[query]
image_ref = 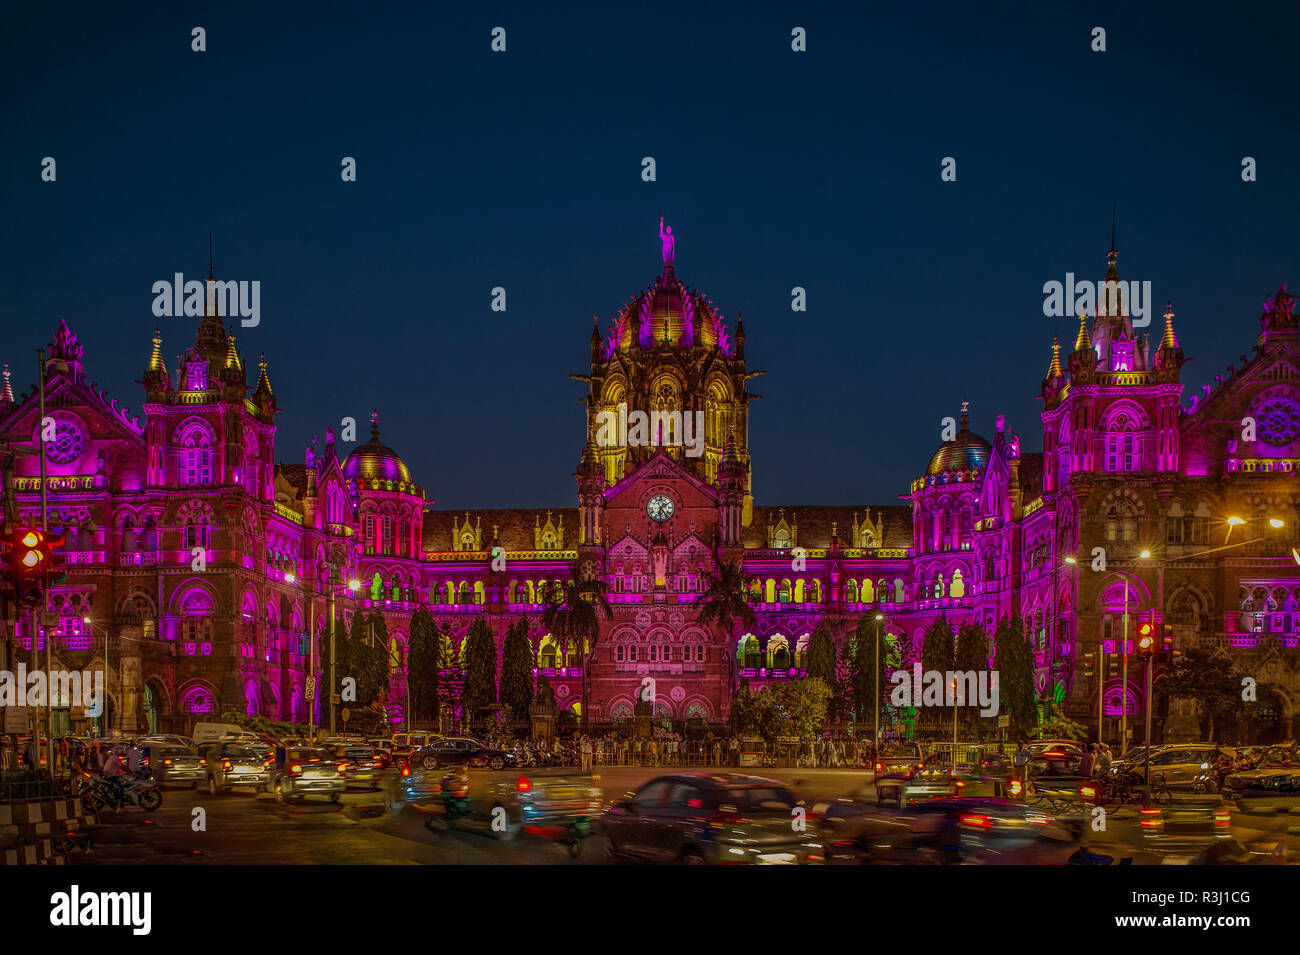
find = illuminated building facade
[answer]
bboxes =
[3,234,1298,743]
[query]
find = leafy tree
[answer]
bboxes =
[339,612,388,708]
[806,623,836,686]
[851,615,899,736]
[460,617,498,722]
[542,565,613,728]
[1038,704,1087,741]
[920,616,956,726]
[407,606,441,723]
[956,622,990,737]
[993,616,1036,739]
[698,558,757,657]
[1159,649,1243,741]
[730,679,832,741]
[499,616,535,721]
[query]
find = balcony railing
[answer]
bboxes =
[532,667,583,679]
[738,667,806,679]
[1190,632,1300,650]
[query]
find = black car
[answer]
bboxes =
[412,737,516,772]
[601,773,817,865]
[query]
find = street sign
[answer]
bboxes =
[998,715,1010,728]
[305,677,316,701]
[330,693,341,704]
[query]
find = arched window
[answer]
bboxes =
[182,685,215,715]
[180,501,214,550]
[846,580,859,603]
[1104,411,1141,473]
[1105,499,1138,542]
[177,424,215,486]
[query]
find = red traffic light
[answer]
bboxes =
[7,525,63,581]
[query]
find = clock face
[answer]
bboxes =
[647,494,674,522]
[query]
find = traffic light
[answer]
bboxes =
[6,525,64,604]
[1136,623,1155,656]
[1081,651,1095,678]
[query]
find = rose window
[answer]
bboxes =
[44,421,84,464]
[1256,397,1300,446]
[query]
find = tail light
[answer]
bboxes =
[162,758,172,767]
[517,776,532,792]
[954,779,966,789]
[338,761,350,771]
[960,814,993,829]
[1008,779,1023,797]
[1214,808,1231,831]
[199,758,207,766]
[401,764,411,778]
[1139,808,1162,831]
[221,759,233,772]
[708,811,750,828]
[290,764,303,776]
[1079,783,1098,802]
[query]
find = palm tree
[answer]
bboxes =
[542,564,613,729]
[698,558,757,688]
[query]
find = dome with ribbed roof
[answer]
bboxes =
[602,262,734,357]
[343,412,411,483]
[926,413,991,476]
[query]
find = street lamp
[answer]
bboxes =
[873,613,884,750]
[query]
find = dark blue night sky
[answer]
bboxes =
[3,1,1297,509]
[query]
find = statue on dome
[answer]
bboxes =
[659,217,675,265]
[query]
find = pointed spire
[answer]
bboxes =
[224,328,242,370]
[723,426,741,465]
[1107,201,1118,277]
[1047,335,1062,378]
[0,364,12,405]
[148,329,167,373]
[1160,302,1179,350]
[369,408,380,439]
[254,352,273,398]
[1073,311,1092,352]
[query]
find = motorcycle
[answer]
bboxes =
[77,771,163,812]
[424,765,473,832]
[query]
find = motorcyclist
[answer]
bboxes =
[102,746,127,811]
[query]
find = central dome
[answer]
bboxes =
[926,416,991,476]
[604,263,733,357]
[343,414,411,483]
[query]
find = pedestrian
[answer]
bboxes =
[127,739,142,774]
[23,736,39,772]
[580,734,592,773]
[1013,738,1031,784]
[1078,744,1095,778]
[1096,743,1112,776]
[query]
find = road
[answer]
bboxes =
[71,766,1299,865]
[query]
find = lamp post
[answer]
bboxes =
[873,613,884,749]
[326,557,361,737]
[84,615,105,737]
[37,348,69,770]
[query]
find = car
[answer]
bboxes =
[899,766,1014,807]
[139,734,196,748]
[818,795,1073,864]
[321,743,385,789]
[1025,740,1085,774]
[397,767,602,840]
[873,741,925,807]
[601,773,817,864]
[1136,744,1237,789]
[199,741,272,795]
[1223,742,1300,806]
[267,746,344,804]
[1137,797,1232,849]
[412,737,516,772]
[140,744,206,788]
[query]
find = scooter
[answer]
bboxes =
[423,765,476,832]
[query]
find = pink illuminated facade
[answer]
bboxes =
[3,236,1299,743]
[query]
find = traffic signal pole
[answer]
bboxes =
[37,349,52,772]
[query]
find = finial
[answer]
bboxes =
[0,364,11,403]
[370,408,380,438]
[1047,336,1062,378]
[1161,302,1179,350]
